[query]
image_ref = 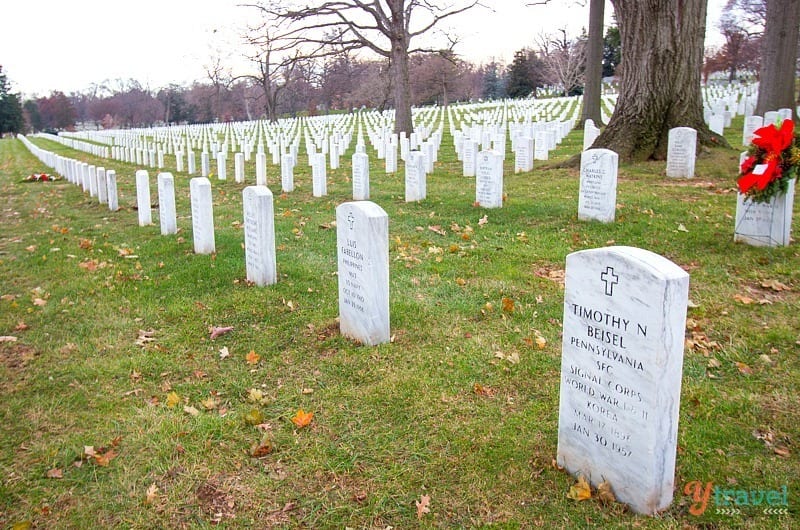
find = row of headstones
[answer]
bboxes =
[579,119,794,247]
[318,198,692,515]
[17,134,121,211]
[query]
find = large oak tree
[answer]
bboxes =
[755,0,800,115]
[593,0,721,161]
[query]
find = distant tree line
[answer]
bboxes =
[2,26,620,133]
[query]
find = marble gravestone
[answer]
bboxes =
[190,177,216,254]
[135,170,153,226]
[312,153,327,197]
[557,246,689,515]
[235,152,245,183]
[352,152,370,200]
[157,172,178,235]
[96,167,108,204]
[665,127,696,179]
[243,186,277,286]
[462,139,478,177]
[578,148,618,223]
[405,151,426,202]
[256,152,267,186]
[475,150,503,208]
[106,170,119,212]
[514,136,534,173]
[281,154,295,192]
[734,180,795,247]
[742,115,763,146]
[583,119,601,151]
[336,201,390,346]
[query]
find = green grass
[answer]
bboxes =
[0,115,798,529]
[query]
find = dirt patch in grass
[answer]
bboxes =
[196,474,238,525]
[0,341,37,373]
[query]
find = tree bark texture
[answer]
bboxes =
[594,0,718,161]
[755,0,800,116]
[580,0,605,127]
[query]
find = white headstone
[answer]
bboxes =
[352,152,370,200]
[312,153,327,197]
[107,170,119,212]
[709,114,725,135]
[235,152,245,183]
[135,170,153,226]
[157,172,178,235]
[217,153,227,180]
[734,180,795,247]
[190,177,216,254]
[96,167,108,204]
[578,148,618,223]
[475,150,503,208]
[243,186,277,286]
[281,154,294,193]
[405,151,426,202]
[742,116,763,146]
[463,139,478,177]
[583,119,601,151]
[201,152,210,177]
[514,136,534,173]
[557,246,689,515]
[188,151,196,174]
[336,201,390,346]
[665,127,696,179]
[256,152,267,186]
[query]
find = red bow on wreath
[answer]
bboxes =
[738,119,794,194]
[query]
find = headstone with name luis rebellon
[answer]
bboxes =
[336,201,390,346]
[557,246,689,515]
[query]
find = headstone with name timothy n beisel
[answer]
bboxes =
[665,127,696,179]
[190,177,216,254]
[557,246,689,515]
[578,148,618,223]
[336,201,390,346]
[136,170,153,226]
[157,172,178,235]
[243,186,277,286]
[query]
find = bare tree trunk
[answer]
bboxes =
[593,0,722,161]
[580,0,605,127]
[392,45,414,134]
[755,0,800,116]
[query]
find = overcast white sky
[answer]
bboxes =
[2,0,727,97]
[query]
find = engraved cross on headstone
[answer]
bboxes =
[347,212,355,230]
[600,266,619,296]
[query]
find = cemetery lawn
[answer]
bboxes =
[1,119,798,529]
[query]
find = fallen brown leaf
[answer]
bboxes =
[209,326,234,339]
[416,494,431,519]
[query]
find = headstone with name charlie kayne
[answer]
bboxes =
[336,201,390,346]
[578,148,618,223]
[190,177,216,254]
[157,172,177,235]
[665,127,696,179]
[243,186,277,286]
[557,245,689,515]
